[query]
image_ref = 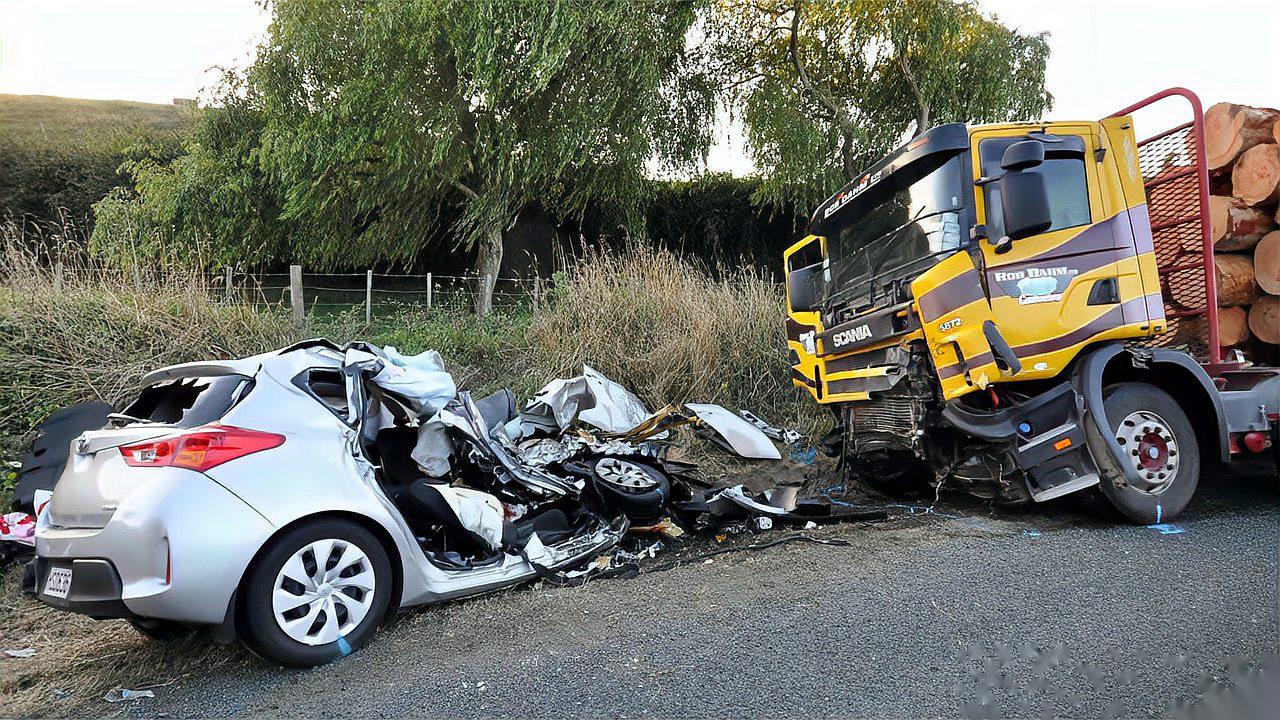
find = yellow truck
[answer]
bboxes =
[784,88,1279,523]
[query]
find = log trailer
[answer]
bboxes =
[783,88,1280,523]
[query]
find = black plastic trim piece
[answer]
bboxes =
[1148,349,1231,463]
[35,557,133,619]
[982,320,1023,374]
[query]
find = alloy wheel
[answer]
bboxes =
[594,457,659,492]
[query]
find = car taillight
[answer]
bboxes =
[120,425,284,472]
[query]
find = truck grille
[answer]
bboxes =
[847,392,918,437]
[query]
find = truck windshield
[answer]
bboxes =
[825,153,967,297]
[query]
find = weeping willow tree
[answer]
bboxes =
[708,0,1053,209]
[222,0,713,315]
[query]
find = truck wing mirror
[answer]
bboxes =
[998,168,1052,242]
[992,139,1052,246]
[1000,139,1044,171]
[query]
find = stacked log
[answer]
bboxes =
[1197,103,1280,360]
[1205,103,1280,170]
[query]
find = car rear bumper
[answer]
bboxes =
[36,472,275,624]
[33,557,134,619]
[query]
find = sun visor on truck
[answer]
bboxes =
[808,123,970,236]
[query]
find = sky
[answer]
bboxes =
[2,0,1277,175]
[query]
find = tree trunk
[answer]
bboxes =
[472,225,503,317]
[1209,195,1275,251]
[1175,252,1261,307]
[1248,295,1279,345]
[1255,230,1280,295]
[1230,143,1280,206]
[1204,103,1280,170]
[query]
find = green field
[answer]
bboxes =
[0,93,189,151]
[0,94,193,225]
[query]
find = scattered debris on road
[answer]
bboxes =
[103,688,155,703]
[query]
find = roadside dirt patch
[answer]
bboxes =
[0,568,251,717]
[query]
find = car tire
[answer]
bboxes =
[1090,382,1200,525]
[239,518,393,668]
[129,618,192,641]
[588,457,670,524]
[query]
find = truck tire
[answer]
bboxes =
[1090,382,1200,524]
[240,519,393,667]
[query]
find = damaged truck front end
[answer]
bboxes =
[784,124,1031,501]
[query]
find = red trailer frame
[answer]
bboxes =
[1109,87,1222,367]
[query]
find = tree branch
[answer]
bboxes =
[787,1,856,177]
[897,45,929,135]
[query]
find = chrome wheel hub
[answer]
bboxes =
[1115,410,1180,493]
[594,457,658,492]
[272,538,376,646]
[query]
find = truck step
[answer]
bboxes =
[1031,473,1100,502]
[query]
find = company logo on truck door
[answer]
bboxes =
[992,266,1079,305]
[830,324,873,348]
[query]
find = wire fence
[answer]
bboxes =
[191,266,548,324]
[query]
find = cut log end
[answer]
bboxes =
[1248,295,1279,345]
[1231,143,1280,206]
[1219,305,1251,347]
[1206,103,1280,170]
[1257,231,1280,296]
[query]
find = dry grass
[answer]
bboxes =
[528,244,818,430]
[0,567,250,716]
[0,227,297,437]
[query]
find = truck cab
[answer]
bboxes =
[785,88,1278,522]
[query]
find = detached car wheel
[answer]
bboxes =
[588,457,670,524]
[1094,382,1200,525]
[240,519,392,667]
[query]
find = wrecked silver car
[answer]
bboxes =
[31,340,794,666]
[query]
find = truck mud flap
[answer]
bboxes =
[942,382,1100,502]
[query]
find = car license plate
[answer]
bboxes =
[44,567,72,599]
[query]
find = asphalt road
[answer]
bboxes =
[122,466,1277,719]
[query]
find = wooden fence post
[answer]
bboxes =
[289,264,304,328]
[426,272,433,309]
[224,266,234,303]
[54,261,63,293]
[365,269,373,325]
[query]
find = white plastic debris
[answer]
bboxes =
[521,365,651,435]
[738,410,803,445]
[104,688,155,703]
[685,404,782,459]
[4,647,36,658]
[420,485,505,551]
[354,345,457,417]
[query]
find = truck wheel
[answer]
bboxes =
[1092,382,1200,524]
[240,519,393,667]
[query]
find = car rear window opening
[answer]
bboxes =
[123,375,253,428]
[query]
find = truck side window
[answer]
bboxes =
[979,136,1090,240]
